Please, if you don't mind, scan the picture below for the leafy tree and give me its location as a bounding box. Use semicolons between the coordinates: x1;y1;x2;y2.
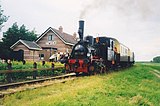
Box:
0;5;8;31
0;23;37;59
153;56;160;63
0;4;8;58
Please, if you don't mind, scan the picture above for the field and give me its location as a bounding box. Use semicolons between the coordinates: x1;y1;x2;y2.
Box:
0;63;160;106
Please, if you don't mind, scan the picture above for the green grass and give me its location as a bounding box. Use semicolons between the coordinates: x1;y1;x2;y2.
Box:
138;62;160;71
0;63;160;106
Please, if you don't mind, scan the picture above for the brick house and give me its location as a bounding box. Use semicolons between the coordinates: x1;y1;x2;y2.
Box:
10;26;77;61
10;40;42;61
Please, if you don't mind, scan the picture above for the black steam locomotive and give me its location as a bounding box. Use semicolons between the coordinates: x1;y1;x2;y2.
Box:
63;20;134;75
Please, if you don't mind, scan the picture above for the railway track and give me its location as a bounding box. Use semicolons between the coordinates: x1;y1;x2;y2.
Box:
0;73;77;98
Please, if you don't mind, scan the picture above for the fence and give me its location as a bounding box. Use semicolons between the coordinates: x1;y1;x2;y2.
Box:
0;66;64;84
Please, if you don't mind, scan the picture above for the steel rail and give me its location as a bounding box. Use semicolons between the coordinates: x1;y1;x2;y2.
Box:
0;73;76;90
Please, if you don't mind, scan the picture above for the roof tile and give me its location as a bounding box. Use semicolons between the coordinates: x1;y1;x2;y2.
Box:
21;40;42;50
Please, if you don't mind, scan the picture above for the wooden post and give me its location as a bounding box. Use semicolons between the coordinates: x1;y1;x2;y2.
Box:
42;60;45;66
33;62;37;79
51;62;54;76
6;60;12;83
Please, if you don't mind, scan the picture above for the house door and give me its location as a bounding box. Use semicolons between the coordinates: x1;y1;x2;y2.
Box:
13;49;24;61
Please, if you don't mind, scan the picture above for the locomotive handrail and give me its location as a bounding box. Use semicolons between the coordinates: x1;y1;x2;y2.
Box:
0;66;64;74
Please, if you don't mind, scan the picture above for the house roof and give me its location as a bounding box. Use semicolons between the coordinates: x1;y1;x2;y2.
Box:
10;39;42;51
36;27;77;45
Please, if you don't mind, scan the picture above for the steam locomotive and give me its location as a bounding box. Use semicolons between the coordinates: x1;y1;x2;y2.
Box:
63;20;134;75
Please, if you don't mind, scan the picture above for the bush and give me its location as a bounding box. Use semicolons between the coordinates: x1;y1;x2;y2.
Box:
153;56;160;63
0;62;7;70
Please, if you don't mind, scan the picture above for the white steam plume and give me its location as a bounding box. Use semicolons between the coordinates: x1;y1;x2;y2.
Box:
79;0;159;20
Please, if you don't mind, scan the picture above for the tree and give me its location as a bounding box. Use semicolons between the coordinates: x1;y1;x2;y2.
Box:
153;56;160;63
0;4;8;58
0;5;8;31
0;23;37;59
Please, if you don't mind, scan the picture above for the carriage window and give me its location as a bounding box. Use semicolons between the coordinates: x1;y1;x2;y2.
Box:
111;41;114;50
125;49;127;54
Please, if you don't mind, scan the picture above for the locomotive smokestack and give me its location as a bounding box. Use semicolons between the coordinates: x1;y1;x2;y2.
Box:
78;20;84;40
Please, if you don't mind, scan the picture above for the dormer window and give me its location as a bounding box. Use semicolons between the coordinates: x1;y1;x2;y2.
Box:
48;35;54;41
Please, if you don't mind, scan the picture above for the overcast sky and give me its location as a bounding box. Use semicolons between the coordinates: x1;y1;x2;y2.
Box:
1;0;160;61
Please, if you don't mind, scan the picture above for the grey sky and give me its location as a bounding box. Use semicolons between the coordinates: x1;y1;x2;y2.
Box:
1;0;160;61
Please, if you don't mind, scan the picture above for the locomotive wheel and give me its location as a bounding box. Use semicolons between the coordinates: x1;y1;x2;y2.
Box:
100;66;106;74
95;62;106;74
65;64;70;73
88;65;95;75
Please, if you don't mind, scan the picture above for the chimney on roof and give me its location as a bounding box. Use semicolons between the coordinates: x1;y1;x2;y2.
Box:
73;32;77;38
59;26;63;33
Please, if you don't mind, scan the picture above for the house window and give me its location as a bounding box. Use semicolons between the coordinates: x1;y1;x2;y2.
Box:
39;54;44;60
48;35;54;41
